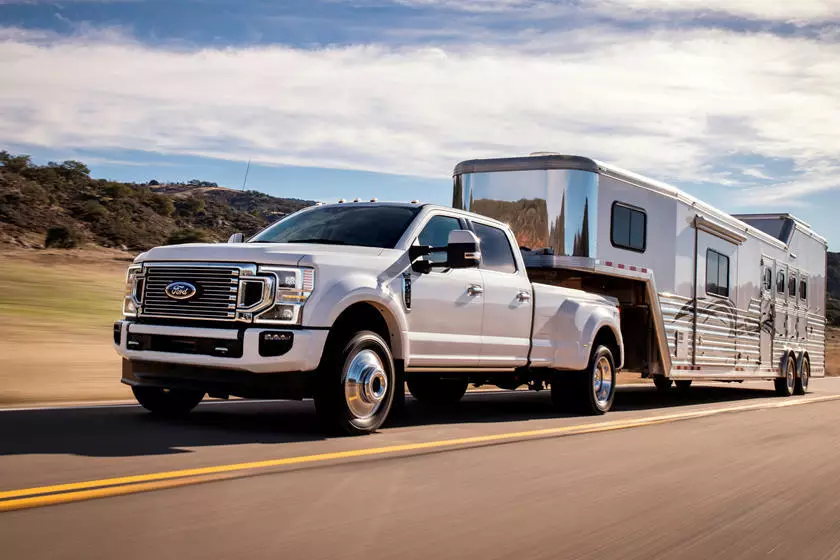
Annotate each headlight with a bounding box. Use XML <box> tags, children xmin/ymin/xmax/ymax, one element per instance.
<box><xmin>123</xmin><ymin>264</ymin><xmax>143</xmax><ymax>316</ymax></box>
<box><xmin>255</xmin><ymin>267</ymin><xmax>315</xmax><ymax>324</ymax></box>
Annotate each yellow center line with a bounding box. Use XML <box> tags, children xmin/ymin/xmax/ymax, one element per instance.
<box><xmin>1</xmin><ymin>394</ymin><xmax>838</xmax><ymax>512</ymax></box>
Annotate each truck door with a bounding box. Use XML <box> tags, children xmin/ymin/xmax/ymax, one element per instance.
<box><xmin>470</xmin><ymin>222</ymin><xmax>533</xmax><ymax>368</ymax></box>
<box><xmin>406</xmin><ymin>214</ymin><xmax>485</xmax><ymax>367</ymax></box>
<box><xmin>695</xmin><ymin>231</ymin><xmax>738</xmax><ymax>368</ymax></box>
<box><xmin>759</xmin><ymin>258</ymin><xmax>774</xmax><ymax>366</ymax></box>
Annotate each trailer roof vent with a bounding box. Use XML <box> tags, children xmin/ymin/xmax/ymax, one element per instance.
<box><xmin>353</xmin><ymin>197</ymin><xmax>361</xmax><ymax>202</ymax></box>
<box><xmin>337</xmin><ymin>198</ymin><xmax>345</xmax><ymax>203</ymax></box>
<box><xmin>410</xmin><ymin>199</ymin><xmax>420</xmax><ymax>204</ymax></box>
<box><xmin>370</xmin><ymin>198</ymin><xmax>378</xmax><ymax>202</ymax></box>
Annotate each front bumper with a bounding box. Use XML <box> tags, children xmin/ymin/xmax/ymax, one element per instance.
<box><xmin>113</xmin><ymin>321</ymin><xmax>329</xmax><ymax>374</ymax></box>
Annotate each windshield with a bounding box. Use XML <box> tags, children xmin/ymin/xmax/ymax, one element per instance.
<box><xmin>250</xmin><ymin>205</ymin><xmax>420</xmax><ymax>248</ymax></box>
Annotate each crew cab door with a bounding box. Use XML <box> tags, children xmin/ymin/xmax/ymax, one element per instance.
<box><xmin>471</xmin><ymin>221</ymin><xmax>533</xmax><ymax>368</ymax></box>
<box><xmin>406</xmin><ymin>214</ymin><xmax>485</xmax><ymax>367</ymax></box>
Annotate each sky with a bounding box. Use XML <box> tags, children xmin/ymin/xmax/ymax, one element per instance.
<box><xmin>1</xmin><ymin>0</ymin><xmax>839</xmax><ymax>246</ymax></box>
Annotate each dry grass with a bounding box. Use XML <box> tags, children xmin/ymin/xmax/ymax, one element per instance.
<box><xmin>0</xmin><ymin>247</ymin><xmax>836</xmax><ymax>405</ymax></box>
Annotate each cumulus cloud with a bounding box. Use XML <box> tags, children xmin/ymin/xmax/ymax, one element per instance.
<box><xmin>1</xmin><ymin>25</ymin><xmax>839</xmax><ymax>204</ymax></box>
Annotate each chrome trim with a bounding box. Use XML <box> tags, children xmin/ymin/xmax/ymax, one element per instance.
<box><xmin>343</xmin><ymin>349</ymin><xmax>388</xmax><ymax>419</ymax></box>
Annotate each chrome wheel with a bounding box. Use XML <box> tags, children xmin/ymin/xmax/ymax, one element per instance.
<box><xmin>592</xmin><ymin>355</ymin><xmax>613</xmax><ymax>409</ymax></box>
<box><xmin>343</xmin><ymin>349</ymin><xmax>389</xmax><ymax>420</ymax></box>
<box><xmin>786</xmin><ymin>357</ymin><xmax>795</xmax><ymax>394</ymax></box>
<box><xmin>802</xmin><ymin>360</ymin><xmax>810</xmax><ymax>391</ymax></box>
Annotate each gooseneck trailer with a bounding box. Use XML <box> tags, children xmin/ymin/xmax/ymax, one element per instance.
<box><xmin>453</xmin><ymin>153</ymin><xmax>827</xmax><ymax>394</ymax></box>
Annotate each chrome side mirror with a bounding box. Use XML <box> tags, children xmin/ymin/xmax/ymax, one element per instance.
<box><xmin>227</xmin><ymin>232</ymin><xmax>245</xmax><ymax>243</ymax></box>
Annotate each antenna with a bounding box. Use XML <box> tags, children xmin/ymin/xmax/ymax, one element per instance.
<box><xmin>241</xmin><ymin>158</ymin><xmax>251</xmax><ymax>191</ymax></box>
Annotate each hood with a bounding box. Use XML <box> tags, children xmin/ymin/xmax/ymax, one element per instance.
<box><xmin>136</xmin><ymin>242</ymin><xmax>388</xmax><ymax>267</ymax></box>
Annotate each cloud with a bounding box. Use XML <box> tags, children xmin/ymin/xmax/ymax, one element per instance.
<box><xmin>1</xmin><ymin>25</ymin><xmax>839</xmax><ymax>206</ymax></box>
<box><xmin>372</xmin><ymin>0</ymin><xmax>840</xmax><ymax>24</ymax></box>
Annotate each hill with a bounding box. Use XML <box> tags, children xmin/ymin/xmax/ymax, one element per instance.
<box><xmin>0</xmin><ymin>151</ymin><xmax>314</xmax><ymax>250</ymax></box>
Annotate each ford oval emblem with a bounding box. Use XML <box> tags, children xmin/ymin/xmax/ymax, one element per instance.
<box><xmin>164</xmin><ymin>281</ymin><xmax>197</xmax><ymax>300</ymax></box>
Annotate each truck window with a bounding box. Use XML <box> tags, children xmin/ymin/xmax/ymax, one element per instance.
<box><xmin>611</xmin><ymin>202</ymin><xmax>646</xmax><ymax>252</ymax></box>
<box><xmin>417</xmin><ymin>215</ymin><xmax>462</xmax><ymax>264</ymax></box>
<box><xmin>473</xmin><ymin>222</ymin><xmax>517</xmax><ymax>274</ymax></box>
<box><xmin>250</xmin><ymin>205</ymin><xmax>420</xmax><ymax>248</ymax></box>
<box><xmin>706</xmin><ymin>249</ymin><xmax>729</xmax><ymax>297</ymax></box>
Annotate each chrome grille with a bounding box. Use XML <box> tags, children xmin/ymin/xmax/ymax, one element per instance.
<box><xmin>141</xmin><ymin>265</ymin><xmax>240</xmax><ymax>320</ymax></box>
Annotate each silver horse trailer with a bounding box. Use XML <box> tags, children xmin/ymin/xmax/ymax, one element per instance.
<box><xmin>453</xmin><ymin>154</ymin><xmax>827</xmax><ymax>395</ymax></box>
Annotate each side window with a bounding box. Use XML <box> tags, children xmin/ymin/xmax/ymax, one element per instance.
<box><xmin>706</xmin><ymin>249</ymin><xmax>729</xmax><ymax>297</ymax></box>
<box><xmin>611</xmin><ymin>202</ymin><xmax>647</xmax><ymax>252</ymax></box>
<box><xmin>417</xmin><ymin>215</ymin><xmax>462</xmax><ymax>264</ymax></box>
<box><xmin>776</xmin><ymin>270</ymin><xmax>786</xmax><ymax>295</ymax></box>
<box><xmin>473</xmin><ymin>222</ymin><xmax>517</xmax><ymax>274</ymax></box>
<box><xmin>800</xmin><ymin>279</ymin><xmax>808</xmax><ymax>301</ymax></box>
<box><xmin>762</xmin><ymin>267</ymin><xmax>772</xmax><ymax>292</ymax></box>
<box><xmin>788</xmin><ymin>273</ymin><xmax>797</xmax><ymax>298</ymax></box>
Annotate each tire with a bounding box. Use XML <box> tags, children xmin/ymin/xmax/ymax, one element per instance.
<box><xmin>552</xmin><ymin>345</ymin><xmax>616</xmax><ymax>415</ymax></box>
<box><xmin>132</xmin><ymin>386</ymin><xmax>204</xmax><ymax>417</ymax></box>
<box><xmin>794</xmin><ymin>355</ymin><xmax>810</xmax><ymax>395</ymax></box>
<box><xmin>314</xmin><ymin>330</ymin><xmax>395</xmax><ymax>436</ymax></box>
<box><xmin>406</xmin><ymin>376</ymin><xmax>469</xmax><ymax>407</ymax></box>
<box><xmin>675</xmin><ymin>380</ymin><xmax>692</xmax><ymax>391</ymax></box>
<box><xmin>653</xmin><ymin>375</ymin><xmax>672</xmax><ymax>392</ymax></box>
<box><xmin>774</xmin><ymin>353</ymin><xmax>796</xmax><ymax>397</ymax></box>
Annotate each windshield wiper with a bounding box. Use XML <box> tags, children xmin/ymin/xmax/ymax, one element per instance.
<box><xmin>285</xmin><ymin>238</ymin><xmax>348</xmax><ymax>245</ymax></box>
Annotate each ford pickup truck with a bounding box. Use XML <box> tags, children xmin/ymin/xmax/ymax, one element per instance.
<box><xmin>114</xmin><ymin>202</ymin><xmax>623</xmax><ymax>434</ymax></box>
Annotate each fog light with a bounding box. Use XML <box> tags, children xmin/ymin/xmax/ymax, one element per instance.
<box><xmin>259</xmin><ymin>304</ymin><xmax>298</xmax><ymax>322</ymax></box>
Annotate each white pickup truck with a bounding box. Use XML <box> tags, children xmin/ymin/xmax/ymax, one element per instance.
<box><xmin>115</xmin><ymin>202</ymin><xmax>623</xmax><ymax>434</ymax></box>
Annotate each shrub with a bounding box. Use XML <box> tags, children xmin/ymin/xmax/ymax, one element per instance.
<box><xmin>81</xmin><ymin>200</ymin><xmax>109</xmax><ymax>221</ymax></box>
<box><xmin>44</xmin><ymin>225</ymin><xmax>79</xmax><ymax>249</ymax></box>
<box><xmin>167</xmin><ymin>228</ymin><xmax>209</xmax><ymax>245</ymax></box>
<box><xmin>148</xmin><ymin>194</ymin><xmax>175</xmax><ymax>217</ymax></box>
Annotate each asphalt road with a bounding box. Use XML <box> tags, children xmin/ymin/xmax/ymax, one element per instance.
<box><xmin>2</xmin><ymin>379</ymin><xmax>840</xmax><ymax>559</ymax></box>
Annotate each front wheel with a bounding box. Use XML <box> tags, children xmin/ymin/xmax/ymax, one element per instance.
<box><xmin>552</xmin><ymin>345</ymin><xmax>616</xmax><ymax>415</ymax></box>
<box><xmin>314</xmin><ymin>330</ymin><xmax>395</xmax><ymax>435</ymax></box>
<box><xmin>132</xmin><ymin>386</ymin><xmax>204</xmax><ymax>417</ymax></box>
<box><xmin>774</xmin><ymin>354</ymin><xmax>796</xmax><ymax>397</ymax></box>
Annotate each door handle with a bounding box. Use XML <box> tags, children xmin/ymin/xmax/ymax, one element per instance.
<box><xmin>467</xmin><ymin>284</ymin><xmax>484</xmax><ymax>296</ymax></box>
<box><xmin>517</xmin><ymin>291</ymin><xmax>531</xmax><ymax>302</ymax></box>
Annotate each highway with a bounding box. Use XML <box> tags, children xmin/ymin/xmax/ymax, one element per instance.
<box><xmin>2</xmin><ymin>379</ymin><xmax>840</xmax><ymax>559</ymax></box>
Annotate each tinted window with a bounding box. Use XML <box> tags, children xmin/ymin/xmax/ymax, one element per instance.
<box><xmin>251</xmin><ymin>205</ymin><xmax>419</xmax><ymax>249</ymax></box>
<box><xmin>611</xmin><ymin>202</ymin><xmax>646</xmax><ymax>252</ymax></box>
<box><xmin>800</xmin><ymin>279</ymin><xmax>808</xmax><ymax>301</ymax></box>
<box><xmin>706</xmin><ymin>249</ymin><xmax>729</xmax><ymax>297</ymax></box>
<box><xmin>789</xmin><ymin>274</ymin><xmax>797</xmax><ymax>297</ymax></box>
<box><xmin>417</xmin><ymin>215</ymin><xmax>462</xmax><ymax>264</ymax></box>
<box><xmin>762</xmin><ymin>267</ymin><xmax>772</xmax><ymax>292</ymax></box>
<box><xmin>777</xmin><ymin>270</ymin><xmax>786</xmax><ymax>294</ymax></box>
<box><xmin>473</xmin><ymin>222</ymin><xmax>517</xmax><ymax>274</ymax></box>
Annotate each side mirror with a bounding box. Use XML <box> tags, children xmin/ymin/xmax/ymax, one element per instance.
<box><xmin>227</xmin><ymin>232</ymin><xmax>245</xmax><ymax>243</ymax></box>
<box><xmin>447</xmin><ymin>230</ymin><xmax>481</xmax><ymax>269</ymax></box>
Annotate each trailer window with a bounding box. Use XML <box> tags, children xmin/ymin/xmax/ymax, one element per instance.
<box><xmin>473</xmin><ymin>222</ymin><xmax>517</xmax><ymax>274</ymax></box>
<box><xmin>789</xmin><ymin>274</ymin><xmax>797</xmax><ymax>298</ymax></box>
<box><xmin>611</xmin><ymin>202</ymin><xmax>646</xmax><ymax>252</ymax></box>
<box><xmin>777</xmin><ymin>270</ymin><xmax>786</xmax><ymax>294</ymax></box>
<box><xmin>762</xmin><ymin>267</ymin><xmax>772</xmax><ymax>292</ymax></box>
<box><xmin>800</xmin><ymin>279</ymin><xmax>808</xmax><ymax>301</ymax></box>
<box><xmin>706</xmin><ymin>249</ymin><xmax>729</xmax><ymax>298</ymax></box>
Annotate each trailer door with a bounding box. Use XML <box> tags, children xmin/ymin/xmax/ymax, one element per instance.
<box><xmin>759</xmin><ymin>258</ymin><xmax>775</xmax><ymax>366</ymax></box>
<box><xmin>695</xmin><ymin>231</ymin><xmax>738</xmax><ymax>368</ymax></box>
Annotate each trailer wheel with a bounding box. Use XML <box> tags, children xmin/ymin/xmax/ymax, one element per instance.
<box><xmin>407</xmin><ymin>376</ymin><xmax>469</xmax><ymax>407</ymax></box>
<box><xmin>132</xmin><ymin>386</ymin><xmax>204</xmax><ymax>417</ymax></box>
<box><xmin>653</xmin><ymin>375</ymin><xmax>672</xmax><ymax>392</ymax></box>
<box><xmin>314</xmin><ymin>330</ymin><xmax>395</xmax><ymax>435</ymax></box>
<box><xmin>774</xmin><ymin>354</ymin><xmax>796</xmax><ymax>397</ymax></box>
<box><xmin>794</xmin><ymin>355</ymin><xmax>810</xmax><ymax>395</ymax></box>
<box><xmin>552</xmin><ymin>345</ymin><xmax>616</xmax><ymax>415</ymax></box>
<box><xmin>675</xmin><ymin>380</ymin><xmax>692</xmax><ymax>391</ymax></box>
